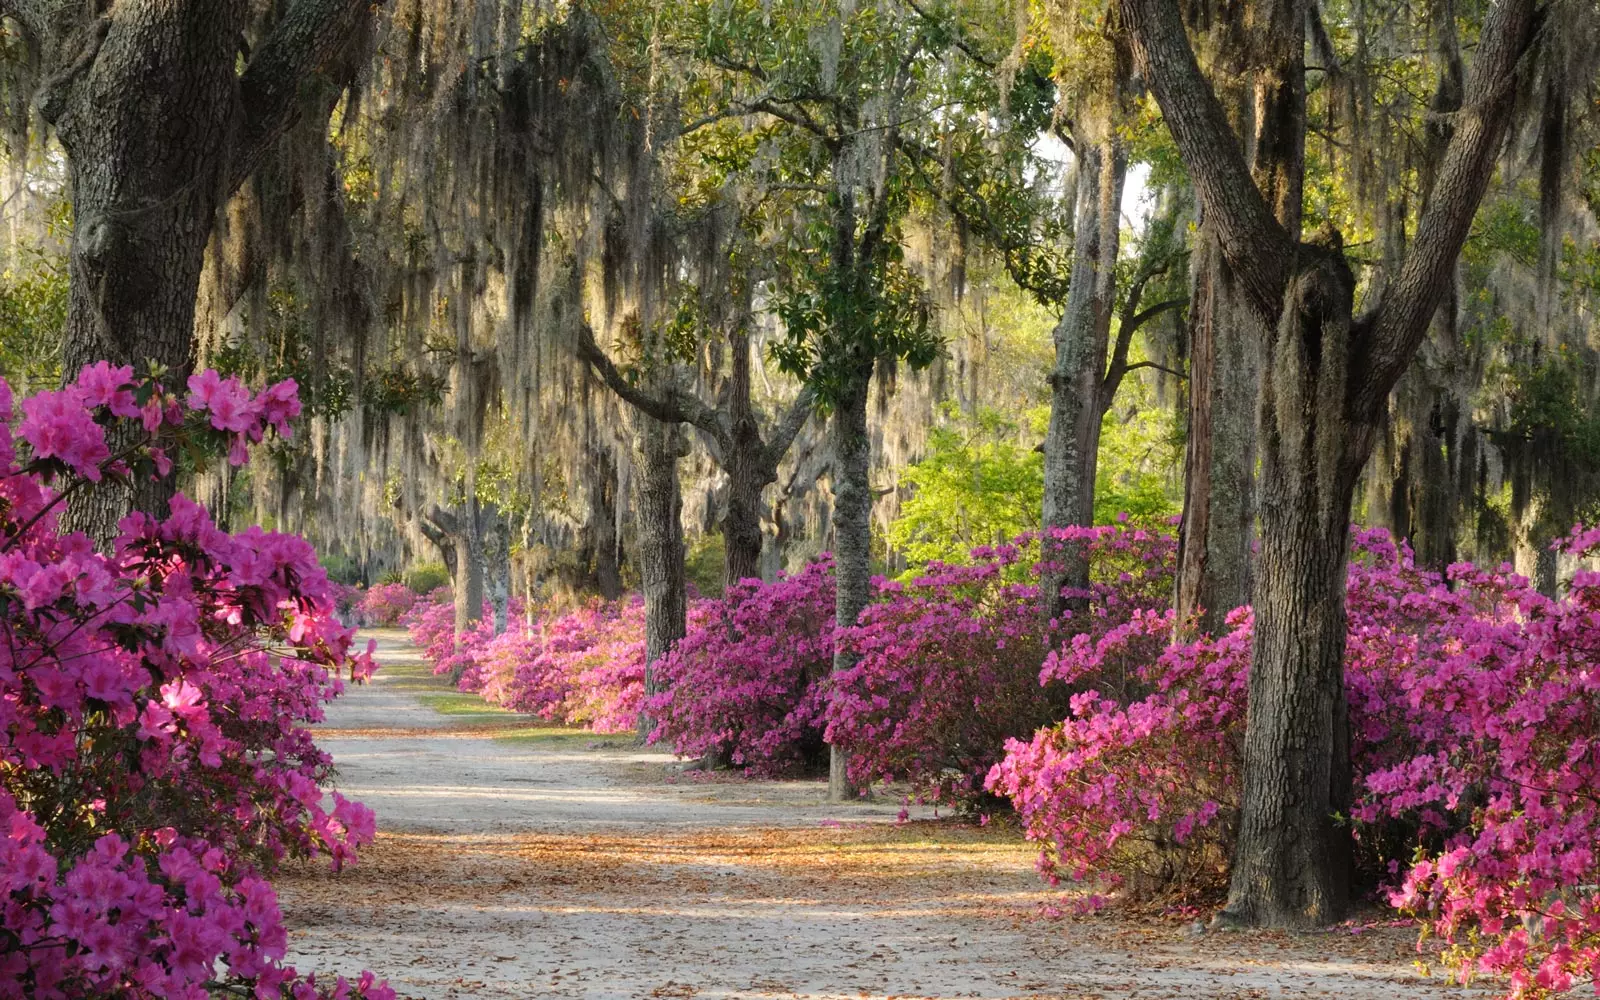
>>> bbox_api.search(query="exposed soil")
[277,629,1479,999]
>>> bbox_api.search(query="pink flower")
[18,389,110,480]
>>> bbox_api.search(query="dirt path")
[278,630,1476,1000]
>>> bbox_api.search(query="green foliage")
[1095,370,1184,527]
[889,405,1045,566]
[0,238,68,394]
[684,533,727,596]
[320,550,363,586]
[405,562,451,594]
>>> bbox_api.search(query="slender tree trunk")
[723,456,766,588]
[633,414,688,739]
[1175,237,1261,632]
[590,446,624,600]
[482,501,511,635]
[722,332,769,588]
[1042,123,1126,619]
[828,370,873,802]
[453,496,484,663]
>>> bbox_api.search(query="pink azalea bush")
[401,587,457,668]
[988,526,1600,999]
[826,524,1176,805]
[648,557,838,772]
[404,591,654,734]
[356,582,418,627]
[0,365,390,999]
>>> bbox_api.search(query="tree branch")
[761,387,816,471]
[1121,0,1293,320]
[1357,0,1540,416]
[1100,298,1187,410]
[229,0,378,194]
[576,323,729,449]
[33,13,108,124]
[1121,360,1188,379]
[0,1,47,45]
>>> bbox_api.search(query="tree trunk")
[722,331,769,588]
[828,370,873,802]
[1175,236,1261,632]
[1042,122,1126,620]
[453,495,484,662]
[482,501,511,635]
[1221,247,1362,928]
[591,447,624,600]
[49,8,240,543]
[723,453,766,589]
[38,1,373,545]
[633,414,688,739]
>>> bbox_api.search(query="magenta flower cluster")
[647,558,839,771]
[404,593,656,733]
[354,583,418,627]
[0,366,390,1000]
[826,525,1177,804]
[988,526,1600,998]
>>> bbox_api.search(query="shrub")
[0,365,390,999]
[827,524,1176,806]
[404,561,450,595]
[409,592,654,735]
[648,557,837,772]
[357,581,418,626]
[987,525,1600,1000]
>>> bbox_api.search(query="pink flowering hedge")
[403,592,654,734]
[648,558,839,772]
[0,365,390,999]
[826,525,1176,804]
[355,582,418,627]
[988,526,1600,998]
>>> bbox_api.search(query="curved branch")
[761,387,816,471]
[230,0,378,193]
[1121,0,1292,320]
[1358,0,1539,418]
[1101,297,1187,411]
[577,323,729,449]
[0,1,46,45]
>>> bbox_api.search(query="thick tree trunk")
[1221,247,1362,928]
[633,414,688,739]
[1041,124,1126,619]
[38,0,373,545]
[828,370,873,802]
[49,8,240,543]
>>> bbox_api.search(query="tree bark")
[453,493,484,659]
[633,413,688,739]
[482,501,511,636]
[33,0,375,543]
[1175,235,1261,633]
[828,369,873,802]
[1041,121,1126,619]
[1123,0,1538,929]
[1224,246,1362,927]
[591,446,624,600]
